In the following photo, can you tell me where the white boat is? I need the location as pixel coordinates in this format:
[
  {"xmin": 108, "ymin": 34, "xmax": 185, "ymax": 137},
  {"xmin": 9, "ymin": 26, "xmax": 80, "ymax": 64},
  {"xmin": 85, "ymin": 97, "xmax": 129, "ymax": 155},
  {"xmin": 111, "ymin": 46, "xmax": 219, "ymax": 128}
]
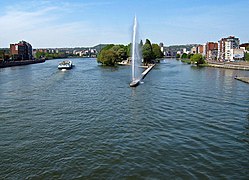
[{"xmin": 58, "ymin": 60, "xmax": 73, "ymax": 70}]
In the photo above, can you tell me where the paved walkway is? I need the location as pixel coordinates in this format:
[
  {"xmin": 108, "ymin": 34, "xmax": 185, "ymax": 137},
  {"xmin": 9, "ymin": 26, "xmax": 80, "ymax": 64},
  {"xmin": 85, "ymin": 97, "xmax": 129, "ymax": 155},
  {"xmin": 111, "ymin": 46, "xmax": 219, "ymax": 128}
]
[{"xmin": 207, "ymin": 62, "xmax": 249, "ymax": 70}]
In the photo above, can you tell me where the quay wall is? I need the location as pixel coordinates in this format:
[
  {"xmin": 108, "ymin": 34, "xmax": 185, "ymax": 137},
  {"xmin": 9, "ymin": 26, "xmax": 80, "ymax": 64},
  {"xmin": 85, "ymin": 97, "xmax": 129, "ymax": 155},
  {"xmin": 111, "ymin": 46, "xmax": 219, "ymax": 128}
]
[
  {"xmin": 206, "ymin": 62, "xmax": 249, "ymax": 71},
  {"xmin": 0, "ymin": 59, "xmax": 45, "ymax": 68}
]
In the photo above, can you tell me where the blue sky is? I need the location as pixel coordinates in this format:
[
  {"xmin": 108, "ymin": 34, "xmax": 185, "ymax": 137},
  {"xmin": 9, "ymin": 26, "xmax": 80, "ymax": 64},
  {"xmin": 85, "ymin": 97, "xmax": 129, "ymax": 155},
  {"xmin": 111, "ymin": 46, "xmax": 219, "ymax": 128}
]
[{"xmin": 0, "ymin": 0, "xmax": 248, "ymax": 48}]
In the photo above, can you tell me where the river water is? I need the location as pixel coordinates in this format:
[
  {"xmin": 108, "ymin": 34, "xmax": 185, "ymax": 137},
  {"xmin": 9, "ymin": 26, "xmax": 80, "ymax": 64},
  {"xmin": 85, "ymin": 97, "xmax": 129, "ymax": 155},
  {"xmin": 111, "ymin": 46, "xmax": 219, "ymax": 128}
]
[{"xmin": 0, "ymin": 58, "xmax": 248, "ymax": 179}]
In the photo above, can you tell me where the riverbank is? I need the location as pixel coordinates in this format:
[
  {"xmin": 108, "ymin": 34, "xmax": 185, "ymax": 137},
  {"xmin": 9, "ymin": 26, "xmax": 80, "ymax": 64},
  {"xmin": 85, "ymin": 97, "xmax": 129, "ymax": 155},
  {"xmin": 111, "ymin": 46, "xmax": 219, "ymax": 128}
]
[
  {"xmin": 177, "ymin": 57, "xmax": 249, "ymax": 71},
  {"xmin": 205, "ymin": 61, "xmax": 249, "ymax": 71},
  {"xmin": 0, "ymin": 59, "xmax": 45, "ymax": 68},
  {"xmin": 180, "ymin": 59, "xmax": 191, "ymax": 64},
  {"xmin": 117, "ymin": 60, "xmax": 154, "ymax": 68}
]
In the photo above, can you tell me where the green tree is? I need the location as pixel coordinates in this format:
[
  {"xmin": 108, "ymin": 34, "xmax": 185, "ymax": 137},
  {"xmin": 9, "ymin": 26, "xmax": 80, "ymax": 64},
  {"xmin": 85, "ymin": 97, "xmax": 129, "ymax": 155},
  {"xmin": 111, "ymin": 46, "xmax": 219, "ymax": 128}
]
[
  {"xmin": 187, "ymin": 53, "xmax": 194, "ymax": 59},
  {"xmin": 152, "ymin": 44, "xmax": 164, "ymax": 58},
  {"xmin": 176, "ymin": 54, "xmax": 180, "ymax": 58},
  {"xmin": 140, "ymin": 40, "xmax": 143, "ymax": 48},
  {"xmin": 102, "ymin": 44, "xmax": 115, "ymax": 51},
  {"xmin": 142, "ymin": 39, "xmax": 154, "ymax": 64},
  {"xmin": 190, "ymin": 54, "xmax": 205, "ymax": 65},
  {"xmin": 116, "ymin": 48, "xmax": 127, "ymax": 61},
  {"xmin": 35, "ymin": 51, "xmax": 45, "ymax": 59},
  {"xmin": 127, "ymin": 43, "xmax": 132, "ymax": 57},
  {"xmin": 181, "ymin": 53, "xmax": 187, "ymax": 59},
  {"xmin": 97, "ymin": 44, "xmax": 130, "ymax": 66},
  {"xmin": 0, "ymin": 50, "xmax": 4, "ymax": 60},
  {"xmin": 110, "ymin": 45, "xmax": 120, "ymax": 52},
  {"xmin": 97, "ymin": 49, "xmax": 117, "ymax": 66},
  {"xmin": 110, "ymin": 45, "xmax": 128, "ymax": 62},
  {"xmin": 245, "ymin": 53, "xmax": 249, "ymax": 61}
]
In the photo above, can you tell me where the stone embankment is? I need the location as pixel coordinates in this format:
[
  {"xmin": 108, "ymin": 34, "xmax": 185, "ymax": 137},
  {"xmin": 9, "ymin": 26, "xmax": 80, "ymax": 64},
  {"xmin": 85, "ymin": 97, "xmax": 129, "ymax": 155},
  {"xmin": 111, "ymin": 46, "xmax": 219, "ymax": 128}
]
[
  {"xmin": 207, "ymin": 61, "xmax": 249, "ymax": 70},
  {"xmin": 0, "ymin": 59, "xmax": 45, "ymax": 68}
]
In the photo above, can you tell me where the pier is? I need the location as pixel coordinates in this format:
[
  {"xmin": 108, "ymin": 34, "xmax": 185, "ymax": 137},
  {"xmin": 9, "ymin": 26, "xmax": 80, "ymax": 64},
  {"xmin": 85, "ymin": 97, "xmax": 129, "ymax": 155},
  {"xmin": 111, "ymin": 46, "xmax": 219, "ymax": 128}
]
[
  {"xmin": 234, "ymin": 76, "xmax": 249, "ymax": 84},
  {"xmin": 130, "ymin": 64, "xmax": 155, "ymax": 87},
  {"xmin": 140, "ymin": 64, "xmax": 155, "ymax": 79}
]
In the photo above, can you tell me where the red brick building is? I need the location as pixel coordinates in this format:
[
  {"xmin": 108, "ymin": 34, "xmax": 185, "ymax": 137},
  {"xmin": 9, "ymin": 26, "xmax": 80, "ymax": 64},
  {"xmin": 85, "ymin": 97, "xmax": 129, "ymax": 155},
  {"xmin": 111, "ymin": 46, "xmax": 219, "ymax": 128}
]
[
  {"xmin": 206, "ymin": 42, "xmax": 218, "ymax": 61},
  {"xmin": 197, "ymin": 45, "xmax": 204, "ymax": 54},
  {"xmin": 10, "ymin": 41, "xmax": 33, "ymax": 60}
]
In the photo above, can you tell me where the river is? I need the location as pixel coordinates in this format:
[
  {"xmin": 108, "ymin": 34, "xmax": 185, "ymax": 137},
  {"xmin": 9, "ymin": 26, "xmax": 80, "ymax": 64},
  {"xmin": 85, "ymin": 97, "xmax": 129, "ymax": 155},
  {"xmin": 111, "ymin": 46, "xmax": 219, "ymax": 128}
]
[{"xmin": 0, "ymin": 58, "xmax": 248, "ymax": 179}]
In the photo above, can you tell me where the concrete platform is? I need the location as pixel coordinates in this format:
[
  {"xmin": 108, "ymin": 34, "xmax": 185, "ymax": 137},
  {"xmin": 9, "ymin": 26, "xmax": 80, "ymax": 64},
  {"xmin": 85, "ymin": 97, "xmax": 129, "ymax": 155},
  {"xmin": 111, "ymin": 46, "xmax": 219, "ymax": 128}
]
[
  {"xmin": 141, "ymin": 64, "xmax": 155, "ymax": 79},
  {"xmin": 234, "ymin": 77, "xmax": 249, "ymax": 84},
  {"xmin": 0, "ymin": 59, "xmax": 45, "ymax": 68},
  {"xmin": 129, "ymin": 64, "xmax": 155, "ymax": 87},
  {"xmin": 207, "ymin": 62, "xmax": 249, "ymax": 71}
]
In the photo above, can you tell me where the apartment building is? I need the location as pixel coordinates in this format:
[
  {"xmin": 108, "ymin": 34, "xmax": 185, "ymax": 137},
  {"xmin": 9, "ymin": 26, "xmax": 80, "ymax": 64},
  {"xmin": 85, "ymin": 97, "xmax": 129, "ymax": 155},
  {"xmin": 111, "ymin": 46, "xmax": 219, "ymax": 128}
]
[
  {"xmin": 197, "ymin": 45, "xmax": 203, "ymax": 54},
  {"xmin": 218, "ymin": 36, "xmax": 240, "ymax": 61},
  {"xmin": 230, "ymin": 49, "xmax": 244, "ymax": 61},
  {"xmin": 191, "ymin": 46, "xmax": 197, "ymax": 54},
  {"xmin": 10, "ymin": 41, "xmax": 33, "ymax": 60},
  {"xmin": 206, "ymin": 42, "xmax": 218, "ymax": 60}
]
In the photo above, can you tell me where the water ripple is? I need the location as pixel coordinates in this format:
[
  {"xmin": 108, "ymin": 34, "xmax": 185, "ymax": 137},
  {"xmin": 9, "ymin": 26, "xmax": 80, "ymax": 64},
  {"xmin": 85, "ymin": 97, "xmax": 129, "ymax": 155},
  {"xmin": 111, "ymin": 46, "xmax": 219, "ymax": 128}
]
[{"xmin": 0, "ymin": 59, "xmax": 249, "ymax": 179}]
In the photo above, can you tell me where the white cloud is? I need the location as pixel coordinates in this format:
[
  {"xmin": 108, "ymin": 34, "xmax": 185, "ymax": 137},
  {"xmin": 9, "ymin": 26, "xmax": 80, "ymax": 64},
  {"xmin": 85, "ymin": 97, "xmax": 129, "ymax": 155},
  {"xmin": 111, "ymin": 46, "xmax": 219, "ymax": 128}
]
[
  {"xmin": 0, "ymin": 0, "xmax": 128, "ymax": 48},
  {"xmin": 0, "ymin": 4, "xmax": 67, "ymax": 47}
]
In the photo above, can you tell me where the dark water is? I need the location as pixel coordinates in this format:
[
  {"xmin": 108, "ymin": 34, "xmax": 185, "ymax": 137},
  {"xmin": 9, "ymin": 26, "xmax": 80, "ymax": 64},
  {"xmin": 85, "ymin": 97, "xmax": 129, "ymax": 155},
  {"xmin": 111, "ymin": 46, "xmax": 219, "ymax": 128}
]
[{"xmin": 0, "ymin": 58, "xmax": 249, "ymax": 179}]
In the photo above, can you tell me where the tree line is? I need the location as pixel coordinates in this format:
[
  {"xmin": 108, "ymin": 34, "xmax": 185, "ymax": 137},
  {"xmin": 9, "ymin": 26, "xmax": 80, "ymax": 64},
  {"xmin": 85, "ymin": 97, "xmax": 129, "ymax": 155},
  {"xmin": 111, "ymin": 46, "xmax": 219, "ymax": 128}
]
[
  {"xmin": 35, "ymin": 51, "xmax": 74, "ymax": 59},
  {"xmin": 176, "ymin": 53, "xmax": 205, "ymax": 65},
  {"xmin": 97, "ymin": 39, "xmax": 163, "ymax": 66}
]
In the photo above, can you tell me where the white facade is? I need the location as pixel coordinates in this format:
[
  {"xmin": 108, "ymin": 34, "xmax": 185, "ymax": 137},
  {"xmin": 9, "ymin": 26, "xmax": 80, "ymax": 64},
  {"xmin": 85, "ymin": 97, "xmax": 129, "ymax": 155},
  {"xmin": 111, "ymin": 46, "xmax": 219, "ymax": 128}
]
[
  {"xmin": 218, "ymin": 36, "xmax": 240, "ymax": 61},
  {"xmin": 240, "ymin": 47, "xmax": 248, "ymax": 53},
  {"xmin": 224, "ymin": 39, "xmax": 240, "ymax": 61},
  {"xmin": 191, "ymin": 47, "xmax": 197, "ymax": 54},
  {"xmin": 230, "ymin": 49, "xmax": 244, "ymax": 61},
  {"xmin": 218, "ymin": 41, "xmax": 221, "ymax": 61},
  {"xmin": 160, "ymin": 46, "xmax": 164, "ymax": 53},
  {"xmin": 183, "ymin": 48, "xmax": 187, "ymax": 54},
  {"xmin": 202, "ymin": 43, "xmax": 206, "ymax": 57},
  {"xmin": 225, "ymin": 41, "xmax": 232, "ymax": 60}
]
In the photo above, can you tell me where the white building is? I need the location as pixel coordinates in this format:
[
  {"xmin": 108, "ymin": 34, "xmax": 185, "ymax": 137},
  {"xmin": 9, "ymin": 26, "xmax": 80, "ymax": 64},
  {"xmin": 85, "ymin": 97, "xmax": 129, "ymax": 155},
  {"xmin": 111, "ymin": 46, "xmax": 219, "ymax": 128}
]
[
  {"xmin": 177, "ymin": 51, "xmax": 181, "ymax": 55},
  {"xmin": 224, "ymin": 38, "xmax": 240, "ymax": 61},
  {"xmin": 159, "ymin": 43, "xmax": 164, "ymax": 53},
  {"xmin": 230, "ymin": 49, "xmax": 244, "ymax": 61},
  {"xmin": 202, "ymin": 43, "xmax": 206, "ymax": 57},
  {"xmin": 218, "ymin": 36, "xmax": 240, "ymax": 61},
  {"xmin": 183, "ymin": 48, "xmax": 187, "ymax": 54},
  {"xmin": 225, "ymin": 41, "xmax": 232, "ymax": 60},
  {"xmin": 191, "ymin": 47, "xmax": 197, "ymax": 54}
]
